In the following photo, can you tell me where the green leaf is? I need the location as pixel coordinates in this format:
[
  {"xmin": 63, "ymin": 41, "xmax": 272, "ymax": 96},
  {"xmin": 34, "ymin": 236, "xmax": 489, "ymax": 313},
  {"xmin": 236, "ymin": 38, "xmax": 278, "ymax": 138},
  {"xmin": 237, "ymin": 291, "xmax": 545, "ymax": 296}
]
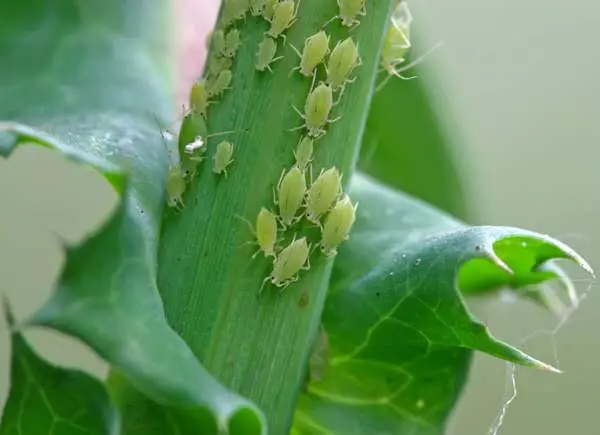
[
  {"xmin": 359, "ymin": 43, "xmax": 470, "ymax": 220},
  {"xmin": 0, "ymin": 1, "xmax": 265, "ymax": 433},
  {"xmin": 0, "ymin": 303, "xmax": 119, "ymax": 435},
  {"xmin": 293, "ymin": 174, "xmax": 592, "ymax": 434}
]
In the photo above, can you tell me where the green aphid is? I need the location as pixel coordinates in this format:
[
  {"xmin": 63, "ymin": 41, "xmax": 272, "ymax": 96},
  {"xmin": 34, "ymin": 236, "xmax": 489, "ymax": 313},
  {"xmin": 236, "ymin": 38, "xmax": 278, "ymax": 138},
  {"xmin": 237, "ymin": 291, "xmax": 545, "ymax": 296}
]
[
  {"xmin": 222, "ymin": 0, "xmax": 251, "ymax": 25},
  {"xmin": 208, "ymin": 69, "xmax": 233, "ymax": 97},
  {"xmin": 294, "ymin": 136, "xmax": 314, "ymax": 171},
  {"xmin": 223, "ymin": 29, "xmax": 241, "ymax": 58},
  {"xmin": 292, "ymin": 82, "xmax": 338, "ymax": 138},
  {"xmin": 250, "ymin": 0, "xmax": 267, "ymax": 16},
  {"xmin": 189, "ymin": 79, "xmax": 210, "ymax": 118},
  {"xmin": 212, "ymin": 140, "xmax": 234, "ymax": 176},
  {"xmin": 266, "ymin": 0, "xmax": 297, "ymax": 40},
  {"xmin": 206, "ymin": 53, "xmax": 233, "ymax": 77},
  {"xmin": 290, "ymin": 30, "xmax": 330, "ymax": 77},
  {"xmin": 305, "ymin": 167, "xmax": 342, "ymax": 224},
  {"xmin": 320, "ymin": 194, "xmax": 357, "ymax": 258},
  {"xmin": 166, "ymin": 164, "xmax": 186, "ymax": 210},
  {"xmin": 261, "ymin": 236, "xmax": 310, "ymax": 293},
  {"xmin": 209, "ymin": 29, "xmax": 227, "ymax": 56},
  {"xmin": 275, "ymin": 166, "xmax": 307, "ymax": 228},
  {"xmin": 337, "ymin": 0, "xmax": 366, "ymax": 28},
  {"xmin": 262, "ymin": 0, "xmax": 279, "ymax": 20},
  {"xmin": 326, "ymin": 37, "xmax": 361, "ymax": 91},
  {"xmin": 255, "ymin": 37, "xmax": 283, "ymax": 72}
]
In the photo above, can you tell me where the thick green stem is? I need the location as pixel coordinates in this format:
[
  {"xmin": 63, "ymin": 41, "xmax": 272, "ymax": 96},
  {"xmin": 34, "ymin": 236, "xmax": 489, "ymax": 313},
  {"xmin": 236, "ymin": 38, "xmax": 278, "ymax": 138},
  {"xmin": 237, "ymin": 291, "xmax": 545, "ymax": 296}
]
[{"xmin": 159, "ymin": 1, "xmax": 393, "ymax": 432}]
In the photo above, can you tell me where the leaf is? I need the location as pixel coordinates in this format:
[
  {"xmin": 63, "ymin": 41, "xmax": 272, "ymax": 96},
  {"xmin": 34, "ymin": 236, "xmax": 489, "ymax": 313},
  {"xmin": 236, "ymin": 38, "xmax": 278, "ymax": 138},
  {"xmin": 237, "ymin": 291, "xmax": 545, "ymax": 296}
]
[
  {"xmin": 359, "ymin": 47, "xmax": 469, "ymax": 219},
  {"xmin": 0, "ymin": 302, "xmax": 119, "ymax": 435},
  {"xmin": 0, "ymin": 1, "xmax": 265, "ymax": 434},
  {"xmin": 293, "ymin": 174, "xmax": 592, "ymax": 434}
]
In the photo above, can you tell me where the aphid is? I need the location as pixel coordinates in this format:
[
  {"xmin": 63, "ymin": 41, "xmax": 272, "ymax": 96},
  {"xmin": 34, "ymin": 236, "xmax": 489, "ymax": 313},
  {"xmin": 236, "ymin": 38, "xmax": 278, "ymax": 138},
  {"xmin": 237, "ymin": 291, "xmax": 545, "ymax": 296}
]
[
  {"xmin": 337, "ymin": 0, "xmax": 366, "ymax": 28},
  {"xmin": 320, "ymin": 195, "xmax": 357, "ymax": 258},
  {"xmin": 208, "ymin": 69, "xmax": 233, "ymax": 97},
  {"xmin": 293, "ymin": 136, "xmax": 313, "ymax": 171},
  {"xmin": 292, "ymin": 82, "xmax": 338, "ymax": 138},
  {"xmin": 212, "ymin": 141, "xmax": 234, "ymax": 175},
  {"xmin": 266, "ymin": 0, "xmax": 298, "ymax": 40},
  {"xmin": 250, "ymin": 0, "xmax": 267, "ymax": 15},
  {"xmin": 223, "ymin": 29, "xmax": 241, "ymax": 58},
  {"xmin": 261, "ymin": 236, "xmax": 310, "ymax": 293},
  {"xmin": 206, "ymin": 53, "xmax": 232, "ymax": 77},
  {"xmin": 222, "ymin": 0, "xmax": 251, "ymax": 25},
  {"xmin": 189, "ymin": 79, "xmax": 210, "ymax": 117},
  {"xmin": 255, "ymin": 37, "xmax": 283, "ymax": 72},
  {"xmin": 262, "ymin": 0, "xmax": 279, "ymax": 20},
  {"xmin": 254, "ymin": 208, "xmax": 278, "ymax": 258},
  {"xmin": 209, "ymin": 29, "xmax": 227, "ymax": 56},
  {"xmin": 166, "ymin": 164, "xmax": 186, "ymax": 209},
  {"xmin": 326, "ymin": 37, "xmax": 361, "ymax": 91},
  {"xmin": 290, "ymin": 30, "xmax": 330, "ymax": 77},
  {"xmin": 380, "ymin": 18, "xmax": 412, "ymax": 77},
  {"xmin": 275, "ymin": 166, "xmax": 307, "ymax": 227},
  {"xmin": 305, "ymin": 167, "xmax": 342, "ymax": 224}
]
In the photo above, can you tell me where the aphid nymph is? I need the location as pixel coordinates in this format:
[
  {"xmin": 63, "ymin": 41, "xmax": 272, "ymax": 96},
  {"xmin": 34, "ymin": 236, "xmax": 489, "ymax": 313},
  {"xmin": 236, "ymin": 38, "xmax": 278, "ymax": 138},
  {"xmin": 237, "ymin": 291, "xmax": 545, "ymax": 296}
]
[
  {"xmin": 306, "ymin": 167, "xmax": 342, "ymax": 224},
  {"xmin": 213, "ymin": 141, "xmax": 235, "ymax": 175},
  {"xmin": 209, "ymin": 29, "xmax": 227, "ymax": 56},
  {"xmin": 261, "ymin": 236, "xmax": 310, "ymax": 293},
  {"xmin": 326, "ymin": 37, "xmax": 361, "ymax": 91},
  {"xmin": 266, "ymin": 0, "xmax": 298, "ymax": 40},
  {"xmin": 320, "ymin": 194, "xmax": 357, "ymax": 258},
  {"xmin": 223, "ymin": 0, "xmax": 251, "ymax": 25},
  {"xmin": 275, "ymin": 166, "xmax": 307, "ymax": 227},
  {"xmin": 237, "ymin": 207, "xmax": 279, "ymax": 259},
  {"xmin": 223, "ymin": 29, "xmax": 242, "ymax": 58},
  {"xmin": 208, "ymin": 69, "xmax": 233, "ymax": 97},
  {"xmin": 337, "ymin": 0, "xmax": 366, "ymax": 28},
  {"xmin": 166, "ymin": 164, "xmax": 186, "ymax": 210},
  {"xmin": 292, "ymin": 82, "xmax": 339, "ymax": 138},
  {"xmin": 189, "ymin": 79, "xmax": 210, "ymax": 118},
  {"xmin": 262, "ymin": 0, "xmax": 280, "ymax": 20},
  {"xmin": 294, "ymin": 136, "xmax": 313, "ymax": 171},
  {"xmin": 255, "ymin": 37, "xmax": 283, "ymax": 72},
  {"xmin": 250, "ymin": 0, "xmax": 267, "ymax": 15},
  {"xmin": 290, "ymin": 30, "xmax": 330, "ymax": 77},
  {"xmin": 206, "ymin": 53, "xmax": 233, "ymax": 77}
]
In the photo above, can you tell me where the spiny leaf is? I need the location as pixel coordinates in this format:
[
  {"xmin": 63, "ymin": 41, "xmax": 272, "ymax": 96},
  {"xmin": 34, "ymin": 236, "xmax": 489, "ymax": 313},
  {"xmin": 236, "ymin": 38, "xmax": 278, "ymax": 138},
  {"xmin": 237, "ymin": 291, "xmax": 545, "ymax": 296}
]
[
  {"xmin": 0, "ymin": 302, "xmax": 119, "ymax": 435},
  {"xmin": 0, "ymin": 1, "xmax": 265, "ymax": 433},
  {"xmin": 293, "ymin": 174, "xmax": 592, "ymax": 434}
]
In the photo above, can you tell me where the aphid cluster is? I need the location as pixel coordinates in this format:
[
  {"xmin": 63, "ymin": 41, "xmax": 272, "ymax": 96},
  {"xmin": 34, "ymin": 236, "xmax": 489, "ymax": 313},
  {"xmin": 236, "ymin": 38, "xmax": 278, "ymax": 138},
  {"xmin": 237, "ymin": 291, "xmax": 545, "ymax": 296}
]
[{"xmin": 246, "ymin": 163, "xmax": 357, "ymax": 294}]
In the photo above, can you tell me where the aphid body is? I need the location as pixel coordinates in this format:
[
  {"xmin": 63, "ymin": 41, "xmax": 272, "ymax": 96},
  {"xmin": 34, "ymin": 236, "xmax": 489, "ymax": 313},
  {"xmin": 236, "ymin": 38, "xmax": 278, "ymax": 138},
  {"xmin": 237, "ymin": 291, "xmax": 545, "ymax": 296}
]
[
  {"xmin": 337, "ymin": 0, "xmax": 366, "ymax": 28},
  {"xmin": 295, "ymin": 82, "xmax": 336, "ymax": 138},
  {"xmin": 320, "ymin": 195, "xmax": 357, "ymax": 257},
  {"xmin": 291, "ymin": 30, "xmax": 330, "ymax": 77},
  {"xmin": 223, "ymin": 29, "xmax": 241, "ymax": 58},
  {"xmin": 206, "ymin": 53, "xmax": 232, "ymax": 77},
  {"xmin": 255, "ymin": 37, "xmax": 283, "ymax": 72},
  {"xmin": 326, "ymin": 37, "xmax": 361, "ymax": 90},
  {"xmin": 263, "ymin": 0, "xmax": 279, "ymax": 20},
  {"xmin": 276, "ymin": 166, "xmax": 307, "ymax": 227},
  {"xmin": 209, "ymin": 29, "xmax": 227, "ymax": 56},
  {"xmin": 208, "ymin": 69, "xmax": 233, "ymax": 97},
  {"xmin": 250, "ymin": 0, "xmax": 267, "ymax": 15},
  {"xmin": 255, "ymin": 208, "xmax": 278, "ymax": 258},
  {"xmin": 213, "ymin": 141, "xmax": 234, "ymax": 175},
  {"xmin": 294, "ymin": 136, "xmax": 313, "ymax": 170},
  {"xmin": 266, "ymin": 0, "xmax": 297, "ymax": 39},
  {"xmin": 262, "ymin": 236, "xmax": 310, "ymax": 292},
  {"xmin": 189, "ymin": 79, "xmax": 210, "ymax": 117},
  {"xmin": 306, "ymin": 167, "xmax": 342, "ymax": 223},
  {"xmin": 166, "ymin": 164, "xmax": 186, "ymax": 209},
  {"xmin": 381, "ymin": 18, "xmax": 411, "ymax": 75},
  {"xmin": 223, "ymin": 0, "xmax": 251, "ymax": 24}
]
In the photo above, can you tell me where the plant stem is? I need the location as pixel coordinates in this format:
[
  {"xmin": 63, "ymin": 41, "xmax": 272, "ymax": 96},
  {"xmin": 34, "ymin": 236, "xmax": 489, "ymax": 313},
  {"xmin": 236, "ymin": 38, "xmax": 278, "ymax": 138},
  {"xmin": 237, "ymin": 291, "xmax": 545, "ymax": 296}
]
[{"xmin": 159, "ymin": 1, "xmax": 394, "ymax": 432}]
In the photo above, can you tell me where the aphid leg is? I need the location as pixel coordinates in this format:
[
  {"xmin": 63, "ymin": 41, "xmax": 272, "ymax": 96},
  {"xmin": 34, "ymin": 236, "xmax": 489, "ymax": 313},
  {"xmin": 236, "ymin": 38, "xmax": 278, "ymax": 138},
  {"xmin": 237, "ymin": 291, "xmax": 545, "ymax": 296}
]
[
  {"xmin": 328, "ymin": 114, "xmax": 343, "ymax": 125},
  {"xmin": 289, "ymin": 43, "xmax": 302, "ymax": 59},
  {"xmin": 259, "ymin": 276, "xmax": 271, "ymax": 294},
  {"xmin": 375, "ymin": 73, "xmax": 393, "ymax": 93}
]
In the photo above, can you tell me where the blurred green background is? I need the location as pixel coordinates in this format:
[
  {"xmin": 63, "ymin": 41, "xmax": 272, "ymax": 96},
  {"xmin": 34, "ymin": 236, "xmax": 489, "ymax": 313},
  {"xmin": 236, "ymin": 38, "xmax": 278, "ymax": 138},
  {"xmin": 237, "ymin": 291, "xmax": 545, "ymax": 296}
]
[{"xmin": 0, "ymin": 0, "xmax": 597, "ymax": 434}]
